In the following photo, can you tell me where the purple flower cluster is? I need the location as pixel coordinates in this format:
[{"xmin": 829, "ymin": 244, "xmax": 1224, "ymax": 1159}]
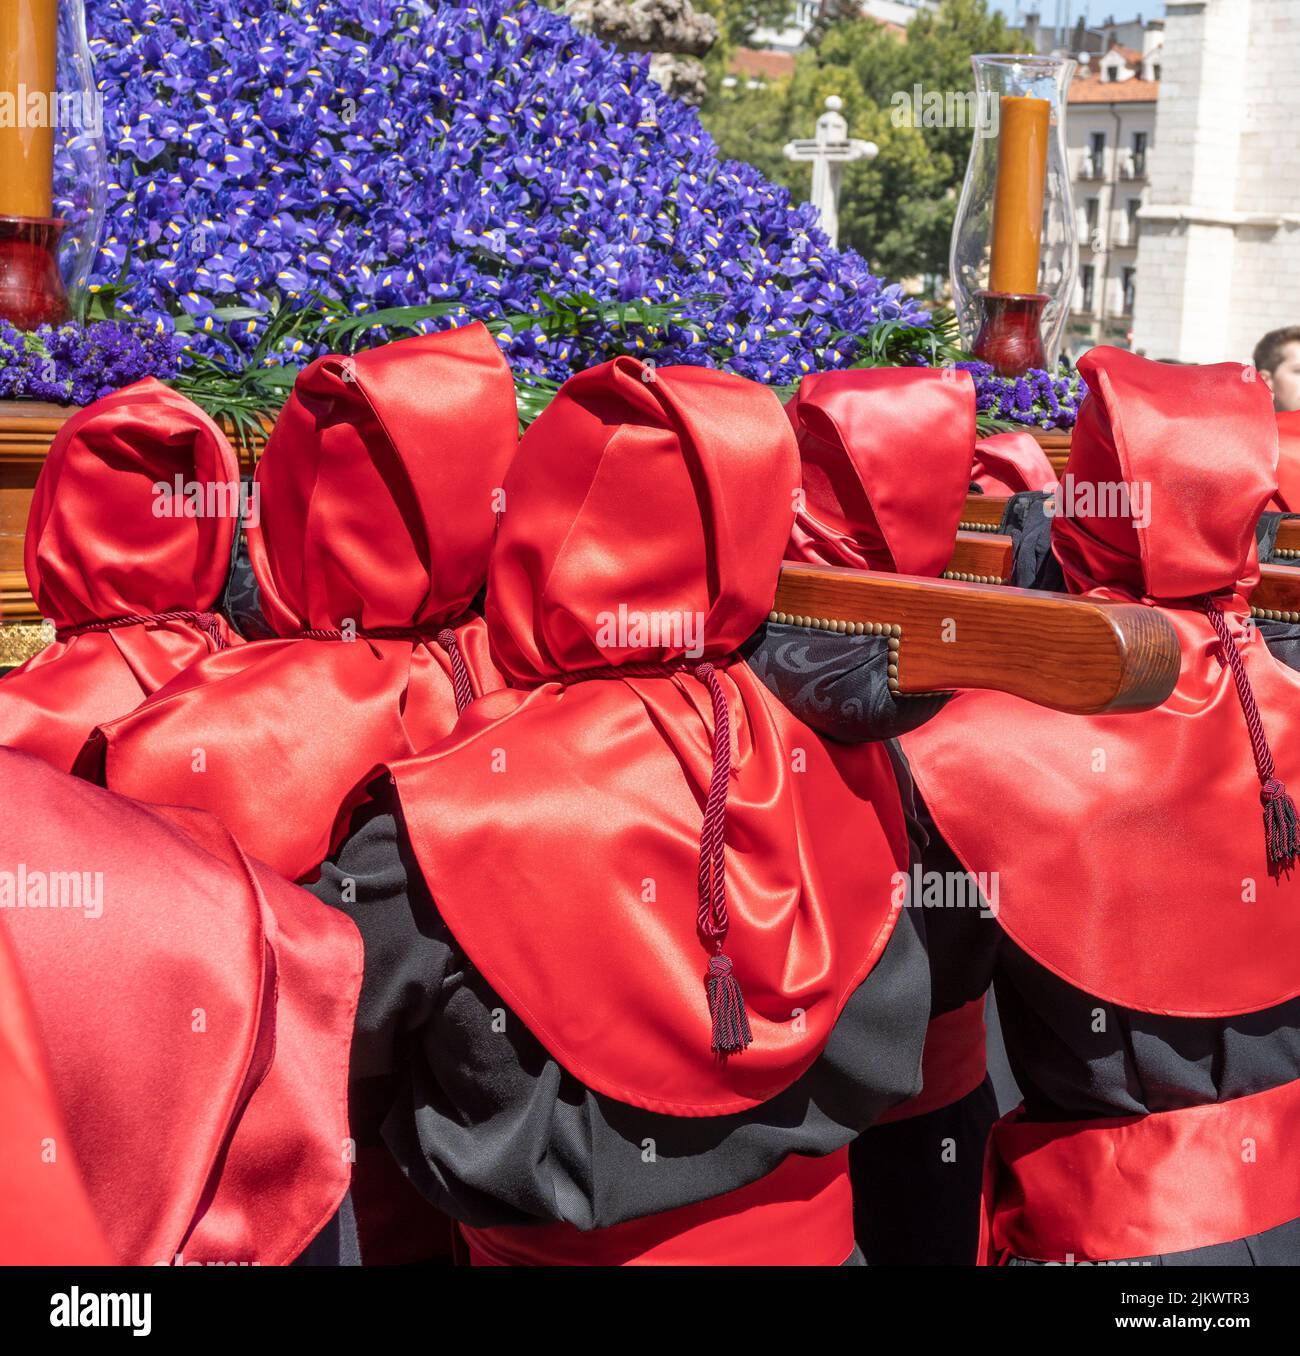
[
  {"xmin": 0, "ymin": 320, "xmax": 183, "ymax": 405},
  {"xmin": 958, "ymin": 360, "xmax": 1085, "ymax": 430},
  {"xmin": 85, "ymin": 0, "xmax": 928, "ymax": 381}
]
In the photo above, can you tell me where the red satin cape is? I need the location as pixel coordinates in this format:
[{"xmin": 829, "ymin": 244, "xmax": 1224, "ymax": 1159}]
[
  {"xmin": 971, "ymin": 430, "xmax": 1058, "ymax": 495},
  {"xmin": 905, "ymin": 347, "xmax": 1300, "ymax": 1017},
  {"xmin": 391, "ymin": 359, "xmax": 910, "ymax": 1115},
  {"xmin": 0, "ymin": 379, "xmax": 241, "ymax": 771},
  {"xmin": 0, "ymin": 749, "xmax": 361, "ymax": 1264},
  {"xmin": 0, "ymin": 918, "xmax": 115, "ymax": 1264},
  {"xmin": 78, "ymin": 324, "xmax": 516, "ymax": 882},
  {"xmin": 784, "ymin": 366, "xmax": 975, "ymax": 577},
  {"xmin": 81, "ymin": 617, "xmax": 497, "ymax": 882}
]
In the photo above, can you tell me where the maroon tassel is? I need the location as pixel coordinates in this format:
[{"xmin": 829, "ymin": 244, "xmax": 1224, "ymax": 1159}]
[
  {"xmin": 1204, "ymin": 598, "xmax": 1299, "ymax": 871},
  {"xmin": 706, "ymin": 953, "xmax": 752, "ymax": 1056},
  {"xmin": 437, "ymin": 627, "xmax": 475, "ymax": 714},
  {"xmin": 1262, "ymin": 779, "xmax": 1300, "ymax": 869}
]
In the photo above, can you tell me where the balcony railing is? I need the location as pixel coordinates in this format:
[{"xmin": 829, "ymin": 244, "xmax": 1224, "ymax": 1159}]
[{"xmin": 1119, "ymin": 153, "xmax": 1147, "ymax": 180}]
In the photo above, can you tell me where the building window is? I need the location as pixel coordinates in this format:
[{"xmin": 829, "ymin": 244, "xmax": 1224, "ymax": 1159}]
[
  {"xmin": 1126, "ymin": 198, "xmax": 1140, "ymax": 241},
  {"xmin": 1132, "ymin": 131, "xmax": 1148, "ymax": 177},
  {"xmin": 1152, "ymin": 63, "xmax": 1162, "ymax": 80},
  {"xmin": 1122, "ymin": 267, "xmax": 1136, "ymax": 315},
  {"xmin": 1081, "ymin": 264, "xmax": 1095, "ymax": 312},
  {"xmin": 1090, "ymin": 132, "xmax": 1106, "ymax": 173}
]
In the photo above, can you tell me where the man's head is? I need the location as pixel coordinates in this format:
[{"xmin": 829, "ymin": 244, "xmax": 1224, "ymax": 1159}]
[{"xmin": 1254, "ymin": 327, "xmax": 1300, "ymax": 412}]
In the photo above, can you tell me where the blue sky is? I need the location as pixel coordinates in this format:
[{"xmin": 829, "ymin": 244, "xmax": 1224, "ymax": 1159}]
[{"xmin": 987, "ymin": 2, "xmax": 1163, "ymax": 24}]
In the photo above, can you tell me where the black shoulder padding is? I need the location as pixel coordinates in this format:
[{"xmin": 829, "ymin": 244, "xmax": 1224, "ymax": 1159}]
[
  {"xmin": 1257, "ymin": 617, "xmax": 1300, "ymax": 672},
  {"xmin": 741, "ymin": 621, "xmax": 949, "ymax": 743},
  {"xmin": 1256, "ymin": 511, "xmax": 1300, "ymax": 566}
]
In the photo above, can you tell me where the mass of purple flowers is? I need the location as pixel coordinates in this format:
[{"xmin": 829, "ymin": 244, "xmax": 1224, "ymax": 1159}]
[
  {"xmin": 959, "ymin": 360, "xmax": 1086, "ymax": 429},
  {"xmin": 82, "ymin": 0, "xmax": 928, "ymax": 382},
  {"xmin": 0, "ymin": 321, "xmax": 182, "ymax": 405}
]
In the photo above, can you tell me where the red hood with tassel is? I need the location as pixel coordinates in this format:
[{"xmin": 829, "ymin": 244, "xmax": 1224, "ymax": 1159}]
[
  {"xmin": 77, "ymin": 324, "xmax": 516, "ymax": 882},
  {"xmin": 0, "ymin": 379, "xmax": 243, "ymax": 771},
  {"xmin": 387, "ymin": 358, "xmax": 911, "ymax": 1115},
  {"xmin": 905, "ymin": 347, "xmax": 1300, "ymax": 1017},
  {"xmin": 0, "ymin": 748, "xmax": 360, "ymax": 1265}
]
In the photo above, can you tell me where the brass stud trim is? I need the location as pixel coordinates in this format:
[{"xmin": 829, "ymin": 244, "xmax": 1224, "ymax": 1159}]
[{"xmin": 941, "ymin": 570, "xmax": 1007, "ymax": 585}]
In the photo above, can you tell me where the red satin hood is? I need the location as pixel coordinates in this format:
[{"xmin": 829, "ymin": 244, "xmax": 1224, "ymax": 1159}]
[
  {"xmin": 391, "ymin": 361, "xmax": 913, "ymax": 1115},
  {"xmin": 971, "ymin": 430, "xmax": 1058, "ymax": 495},
  {"xmin": 0, "ymin": 749, "xmax": 361, "ymax": 1264},
  {"xmin": 1272, "ymin": 409, "xmax": 1300, "ymax": 513},
  {"xmin": 25, "ymin": 377, "xmax": 240, "ymax": 624},
  {"xmin": 0, "ymin": 380, "xmax": 242, "ymax": 771},
  {"xmin": 252, "ymin": 323, "xmax": 514, "ymax": 633},
  {"xmin": 80, "ymin": 325, "xmax": 516, "ymax": 881},
  {"xmin": 784, "ymin": 366, "xmax": 975, "ymax": 577},
  {"xmin": 904, "ymin": 347, "xmax": 1300, "ymax": 1017},
  {"xmin": 487, "ymin": 357, "xmax": 794, "ymax": 682},
  {"xmin": 1053, "ymin": 347, "xmax": 1276, "ymax": 601}
]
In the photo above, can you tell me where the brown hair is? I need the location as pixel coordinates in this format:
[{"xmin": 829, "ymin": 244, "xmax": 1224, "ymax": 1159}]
[{"xmin": 1253, "ymin": 327, "xmax": 1300, "ymax": 374}]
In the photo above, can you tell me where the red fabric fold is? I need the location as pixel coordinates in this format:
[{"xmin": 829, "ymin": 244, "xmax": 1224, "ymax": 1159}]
[
  {"xmin": 981, "ymin": 1077, "xmax": 1300, "ymax": 1264},
  {"xmin": 0, "ymin": 749, "xmax": 361, "ymax": 1264},
  {"xmin": 1270, "ymin": 408, "xmax": 1300, "ymax": 512},
  {"xmin": 0, "ymin": 379, "xmax": 242, "ymax": 770},
  {"xmin": 80, "ymin": 324, "xmax": 517, "ymax": 882},
  {"xmin": 390, "ymin": 359, "xmax": 910, "ymax": 1115},
  {"xmin": 784, "ymin": 366, "xmax": 976, "ymax": 577},
  {"xmin": 971, "ymin": 430, "xmax": 1058, "ymax": 494},
  {"xmin": 905, "ymin": 347, "xmax": 1300, "ymax": 1016},
  {"xmin": 0, "ymin": 918, "xmax": 115, "ymax": 1265},
  {"xmin": 463, "ymin": 1148, "xmax": 854, "ymax": 1267}
]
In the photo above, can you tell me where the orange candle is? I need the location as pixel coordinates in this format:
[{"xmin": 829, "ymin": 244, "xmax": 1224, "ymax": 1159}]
[
  {"xmin": 0, "ymin": 0, "xmax": 60, "ymax": 219},
  {"xmin": 988, "ymin": 95, "xmax": 1050, "ymax": 296}
]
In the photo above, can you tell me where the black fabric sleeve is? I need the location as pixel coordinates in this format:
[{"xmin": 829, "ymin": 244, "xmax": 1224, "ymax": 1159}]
[
  {"xmin": 220, "ymin": 487, "xmax": 277, "ymax": 641},
  {"xmin": 1255, "ymin": 617, "xmax": 1300, "ymax": 671},
  {"xmin": 994, "ymin": 937, "xmax": 1300, "ymax": 1122},
  {"xmin": 997, "ymin": 490, "xmax": 1066, "ymax": 592},
  {"xmin": 908, "ymin": 786, "xmax": 1002, "ymax": 1019},
  {"xmin": 741, "ymin": 621, "xmax": 950, "ymax": 742},
  {"xmin": 308, "ymin": 786, "xmax": 931, "ymax": 1233}
]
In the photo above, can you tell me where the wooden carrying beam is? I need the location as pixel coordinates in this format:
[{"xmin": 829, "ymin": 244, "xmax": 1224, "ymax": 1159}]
[
  {"xmin": 1274, "ymin": 518, "xmax": 1300, "ymax": 559},
  {"xmin": 773, "ymin": 562, "xmax": 1180, "ymax": 715},
  {"xmin": 959, "ymin": 492, "xmax": 1009, "ymax": 531},
  {"xmin": 951, "ymin": 495, "xmax": 1300, "ymax": 620}
]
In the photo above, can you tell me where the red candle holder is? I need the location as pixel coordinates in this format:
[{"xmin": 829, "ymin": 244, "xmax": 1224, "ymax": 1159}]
[
  {"xmin": 972, "ymin": 290, "xmax": 1048, "ymax": 377},
  {"xmin": 0, "ymin": 215, "xmax": 70, "ymax": 331}
]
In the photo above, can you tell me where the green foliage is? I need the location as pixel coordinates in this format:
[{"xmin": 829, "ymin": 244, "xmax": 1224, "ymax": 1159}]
[
  {"xmin": 166, "ymin": 293, "xmax": 975, "ymax": 443},
  {"xmin": 167, "ymin": 292, "xmax": 704, "ymax": 444},
  {"xmin": 699, "ymin": 0, "xmax": 1028, "ymax": 285}
]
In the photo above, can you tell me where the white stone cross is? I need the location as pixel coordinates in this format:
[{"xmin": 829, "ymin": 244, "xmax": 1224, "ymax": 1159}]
[{"xmin": 782, "ymin": 96, "xmax": 877, "ymax": 249}]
